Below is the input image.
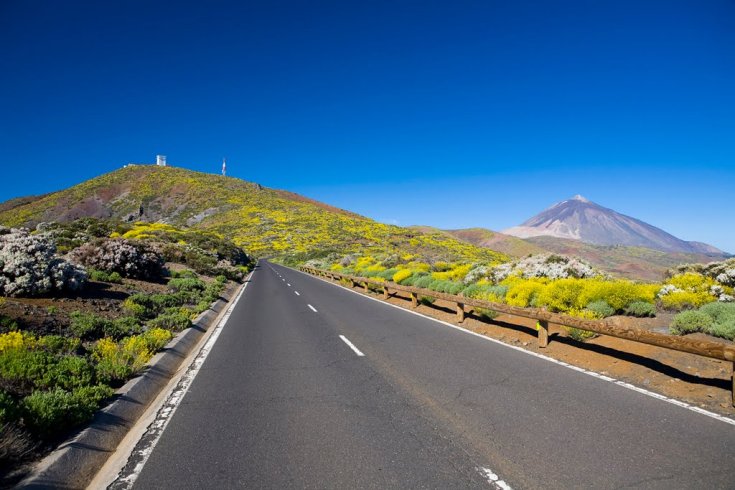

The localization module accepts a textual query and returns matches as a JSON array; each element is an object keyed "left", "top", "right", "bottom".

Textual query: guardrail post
[
  {"left": 538, "top": 320, "right": 549, "bottom": 348},
  {"left": 383, "top": 286, "right": 389, "bottom": 299},
  {"left": 410, "top": 292, "right": 418, "bottom": 308},
  {"left": 350, "top": 279, "right": 356, "bottom": 288},
  {"left": 731, "top": 362, "right": 734, "bottom": 407},
  {"left": 456, "top": 302, "right": 465, "bottom": 323},
  {"left": 363, "top": 281, "right": 369, "bottom": 292}
]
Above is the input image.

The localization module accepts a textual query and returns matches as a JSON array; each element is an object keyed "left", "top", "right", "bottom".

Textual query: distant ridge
[{"left": 503, "top": 195, "right": 725, "bottom": 255}]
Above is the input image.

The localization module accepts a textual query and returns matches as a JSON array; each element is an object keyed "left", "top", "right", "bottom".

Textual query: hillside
[
  {"left": 0, "top": 166, "right": 507, "bottom": 264},
  {"left": 503, "top": 195, "right": 726, "bottom": 255},
  {"left": 524, "top": 236, "right": 726, "bottom": 281}
]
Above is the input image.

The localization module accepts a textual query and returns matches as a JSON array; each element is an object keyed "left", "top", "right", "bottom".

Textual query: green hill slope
[{"left": 0, "top": 165, "right": 507, "bottom": 264}]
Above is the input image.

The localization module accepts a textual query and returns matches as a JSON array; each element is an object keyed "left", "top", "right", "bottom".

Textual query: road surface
[{"left": 125, "top": 260, "right": 735, "bottom": 489}]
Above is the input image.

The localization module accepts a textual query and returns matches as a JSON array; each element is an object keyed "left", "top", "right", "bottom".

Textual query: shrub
[
  {"left": 141, "top": 328, "right": 174, "bottom": 351},
  {"left": 0, "top": 349, "right": 52, "bottom": 396},
  {"left": 170, "top": 269, "right": 198, "bottom": 279},
  {"left": 670, "top": 310, "right": 713, "bottom": 335},
  {"left": 92, "top": 336, "right": 153, "bottom": 385},
  {"left": 21, "top": 385, "right": 112, "bottom": 439},
  {"left": 392, "top": 269, "right": 413, "bottom": 284},
  {"left": 585, "top": 300, "right": 615, "bottom": 318},
  {"left": 624, "top": 301, "right": 656, "bottom": 317},
  {"left": 36, "top": 335, "right": 80, "bottom": 355},
  {"left": 167, "top": 277, "right": 205, "bottom": 293},
  {"left": 535, "top": 279, "right": 586, "bottom": 312},
  {"left": 88, "top": 269, "right": 122, "bottom": 283},
  {"left": 69, "top": 311, "right": 113, "bottom": 340},
  {"left": 698, "top": 302, "right": 735, "bottom": 324},
  {"left": 69, "top": 238, "right": 164, "bottom": 279},
  {"left": 576, "top": 280, "right": 657, "bottom": 312},
  {"left": 413, "top": 276, "right": 434, "bottom": 289},
  {"left": 148, "top": 311, "right": 192, "bottom": 332},
  {"left": 0, "top": 422, "right": 37, "bottom": 467},
  {"left": 37, "top": 356, "right": 95, "bottom": 391},
  {"left": 504, "top": 280, "right": 546, "bottom": 307},
  {"left": 0, "top": 228, "right": 87, "bottom": 297},
  {"left": 565, "top": 327, "right": 597, "bottom": 342},
  {"left": 489, "top": 254, "right": 599, "bottom": 282},
  {"left": 659, "top": 290, "right": 715, "bottom": 311},
  {"left": 705, "top": 320, "right": 735, "bottom": 341}
]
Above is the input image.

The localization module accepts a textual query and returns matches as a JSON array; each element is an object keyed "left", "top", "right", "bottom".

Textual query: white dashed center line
[
  {"left": 339, "top": 335, "right": 365, "bottom": 357},
  {"left": 294, "top": 291, "right": 300, "bottom": 296},
  {"left": 307, "top": 304, "right": 317, "bottom": 312}
]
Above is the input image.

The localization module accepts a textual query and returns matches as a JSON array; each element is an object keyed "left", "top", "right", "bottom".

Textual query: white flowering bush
[
  {"left": 69, "top": 238, "right": 164, "bottom": 279},
  {"left": 0, "top": 227, "right": 87, "bottom": 297},
  {"left": 487, "top": 254, "right": 600, "bottom": 282}
]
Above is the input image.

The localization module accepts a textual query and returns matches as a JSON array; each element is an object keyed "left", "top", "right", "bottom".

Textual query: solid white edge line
[
  {"left": 294, "top": 268, "right": 735, "bottom": 427},
  {"left": 110, "top": 268, "right": 256, "bottom": 487},
  {"left": 307, "top": 304, "right": 317, "bottom": 312},
  {"left": 339, "top": 334, "right": 365, "bottom": 357}
]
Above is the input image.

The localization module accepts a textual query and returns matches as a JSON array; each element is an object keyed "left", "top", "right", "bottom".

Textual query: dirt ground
[
  {"left": 344, "top": 281, "right": 734, "bottom": 416},
  {"left": 0, "top": 263, "right": 221, "bottom": 337}
]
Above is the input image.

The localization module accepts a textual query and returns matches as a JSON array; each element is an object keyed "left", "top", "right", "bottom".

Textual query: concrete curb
[{"left": 16, "top": 282, "right": 243, "bottom": 490}]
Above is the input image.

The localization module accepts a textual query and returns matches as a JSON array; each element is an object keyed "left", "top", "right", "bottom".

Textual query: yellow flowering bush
[
  {"left": 504, "top": 279, "right": 547, "bottom": 307},
  {"left": 393, "top": 269, "right": 413, "bottom": 283},
  {"left": 0, "top": 331, "right": 36, "bottom": 352},
  {"left": 93, "top": 336, "right": 153, "bottom": 384}
]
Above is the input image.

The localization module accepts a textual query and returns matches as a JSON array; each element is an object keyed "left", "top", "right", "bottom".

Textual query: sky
[{"left": 1, "top": 0, "right": 733, "bottom": 252}]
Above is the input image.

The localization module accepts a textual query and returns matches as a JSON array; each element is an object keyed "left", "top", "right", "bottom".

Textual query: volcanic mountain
[
  {"left": 0, "top": 165, "right": 507, "bottom": 264},
  {"left": 502, "top": 195, "right": 725, "bottom": 255}
]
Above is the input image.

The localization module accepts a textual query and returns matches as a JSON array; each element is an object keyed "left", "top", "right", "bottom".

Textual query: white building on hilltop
[{"left": 156, "top": 155, "right": 167, "bottom": 166}]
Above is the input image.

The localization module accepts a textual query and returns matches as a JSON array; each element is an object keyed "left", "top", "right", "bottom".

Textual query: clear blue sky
[{"left": 1, "top": 1, "right": 733, "bottom": 252}]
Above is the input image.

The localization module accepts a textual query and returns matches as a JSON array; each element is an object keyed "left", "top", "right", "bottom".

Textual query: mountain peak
[{"left": 502, "top": 196, "right": 724, "bottom": 255}]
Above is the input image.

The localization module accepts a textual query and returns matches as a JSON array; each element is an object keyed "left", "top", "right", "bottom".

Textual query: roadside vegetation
[
  {"left": 302, "top": 252, "right": 735, "bottom": 342},
  {"left": 0, "top": 219, "right": 252, "bottom": 473}
]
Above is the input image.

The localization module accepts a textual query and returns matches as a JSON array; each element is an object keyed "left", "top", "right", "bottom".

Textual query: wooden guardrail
[{"left": 300, "top": 266, "right": 735, "bottom": 405}]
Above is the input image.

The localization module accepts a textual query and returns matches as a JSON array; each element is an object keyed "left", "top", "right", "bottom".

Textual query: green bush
[
  {"left": 21, "top": 385, "right": 113, "bottom": 439},
  {"left": 167, "top": 277, "right": 205, "bottom": 293},
  {"left": 148, "top": 311, "right": 192, "bottom": 332},
  {"left": 0, "top": 349, "right": 54, "bottom": 396},
  {"left": 705, "top": 320, "right": 735, "bottom": 341},
  {"left": 37, "top": 356, "right": 95, "bottom": 392},
  {"left": 565, "top": 327, "right": 597, "bottom": 342},
  {"left": 69, "top": 311, "right": 113, "bottom": 340},
  {"left": 413, "top": 276, "right": 435, "bottom": 289},
  {"left": 170, "top": 269, "right": 198, "bottom": 279},
  {"left": 585, "top": 300, "right": 615, "bottom": 318},
  {"left": 624, "top": 301, "right": 656, "bottom": 318},
  {"left": 0, "top": 391, "right": 19, "bottom": 423},
  {"left": 698, "top": 302, "right": 735, "bottom": 324},
  {"left": 36, "top": 335, "right": 80, "bottom": 355},
  {"left": 670, "top": 310, "right": 713, "bottom": 335},
  {"left": 88, "top": 269, "right": 122, "bottom": 283}
]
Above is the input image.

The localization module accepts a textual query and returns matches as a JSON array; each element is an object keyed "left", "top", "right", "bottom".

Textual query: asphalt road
[{"left": 129, "top": 260, "right": 735, "bottom": 489}]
